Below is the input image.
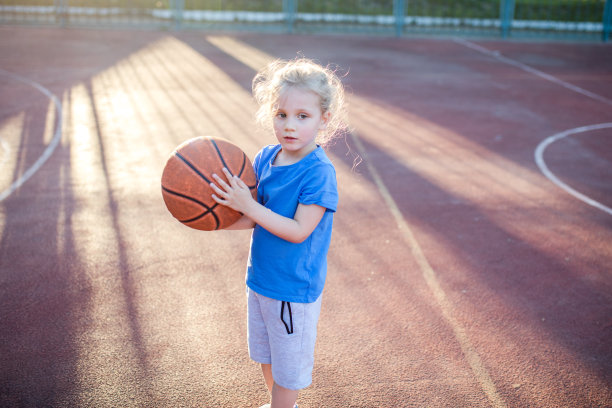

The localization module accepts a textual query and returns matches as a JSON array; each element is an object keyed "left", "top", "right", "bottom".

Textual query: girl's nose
[{"left": 285, "top": 118, "right": 296, "bottom": 131}]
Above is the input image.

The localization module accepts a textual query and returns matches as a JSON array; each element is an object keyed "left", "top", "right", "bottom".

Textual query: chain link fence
[{"left": 1, "top": 0, "right": 611, "bottom": 41}]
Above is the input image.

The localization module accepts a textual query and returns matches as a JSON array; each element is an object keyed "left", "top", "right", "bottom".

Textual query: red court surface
[{"left": 0, "top": 27, "right": 611, "bottom": 407}]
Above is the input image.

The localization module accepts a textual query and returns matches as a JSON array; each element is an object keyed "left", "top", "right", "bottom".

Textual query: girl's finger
[
  {"left": 222, "top": 168, "right": 239, "bottom": 187},
  {"left": 212, "top": 173, "right": 231, "bottom": 190},
  {"left": 210, "top": 182, "right": 231, "bottom": 200},
  {"left": 234, "top": 176, "right": 247, "bottom": 189},
  {"left": 211, "top": 193, "right": 225, "bottom": 204},
  {"left": 209, "top": 182, "right": 223, "bottom": 195}
]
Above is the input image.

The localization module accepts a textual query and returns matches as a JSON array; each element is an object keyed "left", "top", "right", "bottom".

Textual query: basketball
[{"left": 161, "top": 136, "right": 257, "bottom": 231}]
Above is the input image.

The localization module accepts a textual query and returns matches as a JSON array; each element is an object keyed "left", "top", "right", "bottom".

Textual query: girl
[{"left": 210, "top": 57, "right": 346, "bottom": 408}]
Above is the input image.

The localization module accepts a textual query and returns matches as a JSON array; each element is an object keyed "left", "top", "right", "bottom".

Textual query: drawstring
[{"left": 280, "top": 301, "right": 294, "bottom": 334}]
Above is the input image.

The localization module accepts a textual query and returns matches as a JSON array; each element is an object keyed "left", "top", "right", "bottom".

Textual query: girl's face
[{"left": 272, "top": 86, "right": 329, "bottom": 164}]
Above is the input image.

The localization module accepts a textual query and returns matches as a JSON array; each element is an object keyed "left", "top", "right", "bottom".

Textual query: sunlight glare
[{"left": 0, "top": 111, "right": 24, "bottom": 186}]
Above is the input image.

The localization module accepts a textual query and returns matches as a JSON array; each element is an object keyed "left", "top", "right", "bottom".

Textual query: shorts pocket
[{"left": 280, "top": 301, "right": 294, "bottom": 334}]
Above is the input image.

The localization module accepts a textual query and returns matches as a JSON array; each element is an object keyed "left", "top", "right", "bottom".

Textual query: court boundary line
[
  {"left": 0, "top": 68, "right": 63, "bottom": 202},
  {"left": 349, "top": 133, "right": 508, "bottom": 408},
  {"left": 453, "top": 39, "right": 612, "bottom": 216},
  {"left": 453, "top": 38, "right": 612, "bottom": 107},
  {"left": 535, "top": 122, "right": 612, "bottom": 216}
]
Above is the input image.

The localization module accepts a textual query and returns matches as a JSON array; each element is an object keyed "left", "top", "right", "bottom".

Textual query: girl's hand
[
  {"left": 212, "top": 168, "right": 325, "bottom": 243},
  {"left": 210, "top": 168, "right": 256, "bottom": 214}
]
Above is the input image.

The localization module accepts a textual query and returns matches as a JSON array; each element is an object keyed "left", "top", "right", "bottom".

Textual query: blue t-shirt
[{"left": 246, "top": 144, "right": 338, "bottom": 303}]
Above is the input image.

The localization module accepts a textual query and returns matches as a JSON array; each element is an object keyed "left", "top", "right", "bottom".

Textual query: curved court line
[
  {"left": 0, "top": 68, "right": 63, "bottom": 202},
  {"left": 454, "top": 38, "right": 612, "bottom": 107},
  {"left": 535, "top": 123, "right": 612, "bottom": 216}
]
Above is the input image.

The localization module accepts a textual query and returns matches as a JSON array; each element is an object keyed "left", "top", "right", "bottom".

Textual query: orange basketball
[{"left": 161, "top": 136, "right": 257, "bottom": 230}]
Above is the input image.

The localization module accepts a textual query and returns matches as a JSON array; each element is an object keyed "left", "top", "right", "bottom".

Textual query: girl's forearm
[
  {"left": 209, "top": 170, "right": 324, "bottom": 241},
  {"left": 225, "top": 215, "right": 255, "bottom": 230},
  {"left": 243, "top": 201, "right": 307, "bottom": 244}
]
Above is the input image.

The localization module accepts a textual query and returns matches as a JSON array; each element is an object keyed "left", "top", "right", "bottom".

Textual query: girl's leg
[
  {"left": 271, "top": 382, "right": 299, "bottom": 408},
  {"left": 262, "top": 363, "right": 298, "bottom": 408},
  {"left": 261, "top": 363, "right": 274, "bottom": 393}
]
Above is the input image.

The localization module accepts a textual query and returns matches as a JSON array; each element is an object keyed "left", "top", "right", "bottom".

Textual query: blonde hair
[{"left": 252, "top": 57, "right": 347, "bottom": 146}]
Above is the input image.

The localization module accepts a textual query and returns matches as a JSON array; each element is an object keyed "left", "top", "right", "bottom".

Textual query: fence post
[
  {"left": 604, "top": 0, "right": 612, "bottom": 42},
  {"left": 500, "top": 0, "right": 515, "bottom": 38},
  {"left": 283, "top": 0, "right": 296, "bottom": 33},
  {"left": 55, "top": 0, "right": 67, "bottom": 27},
  {"left": 394, "top": 0, "right": 405, "bottom": 37},
  {"left": 173, "top": 0, "right": 184, "bottom": 30}
]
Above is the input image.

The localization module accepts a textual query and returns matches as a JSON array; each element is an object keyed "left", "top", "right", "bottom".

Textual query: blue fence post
[
  {"left": 394, "top": 0, "right": 405, "bottom": 37},
  {"left": 173, "top": 0, "right": 184, "bottom": 30},
  {"left": 604, "top": 0, "right": 612, "bottom": 42},
  {"left": 284, "top": 0, "right": 296, "bottom": 33},
  {"left": 55, "top": 0, "right": 67, "bottom": 27},
  {"left": 500, "top": 0, "right": 515, "bottom": 38}
]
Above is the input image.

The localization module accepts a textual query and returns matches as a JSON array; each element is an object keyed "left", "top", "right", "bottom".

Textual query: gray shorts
[{"left": 247, "top": 287, "right": 322, "bottom": 391}]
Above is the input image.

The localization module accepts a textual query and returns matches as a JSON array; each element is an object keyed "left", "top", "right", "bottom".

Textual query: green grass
[
  {"left": 184, "top": 0, "right": 282, "bottom": 12},
  {"left": 0, "top": 0, "right": 606, "bottom": 22},
  {"left": 515, "top": 0, "right": 605, "bottom": 22}
]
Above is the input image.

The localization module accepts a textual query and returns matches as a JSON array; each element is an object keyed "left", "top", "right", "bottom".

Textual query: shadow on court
[{"left": 0, "top": 26, "right": 611, "bottom": 407}]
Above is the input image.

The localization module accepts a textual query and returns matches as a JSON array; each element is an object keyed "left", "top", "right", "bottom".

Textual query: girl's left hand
[{"left": 210, "top": 168, "right": 255, "bottom": 214}]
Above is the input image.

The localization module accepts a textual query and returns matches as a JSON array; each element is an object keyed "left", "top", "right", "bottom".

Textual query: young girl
[{"left": 209, "top": 57, "right": 346, "bottom": 408}]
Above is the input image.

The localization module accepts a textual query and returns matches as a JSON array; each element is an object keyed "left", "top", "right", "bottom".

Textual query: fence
[{"left": 1, "top": 0, "right": 611, "bottom": 41}]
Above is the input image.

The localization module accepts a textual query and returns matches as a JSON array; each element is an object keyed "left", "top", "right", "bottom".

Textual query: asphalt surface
[{"left": 1, "top": 27, "right": 611, "bottom": 407}]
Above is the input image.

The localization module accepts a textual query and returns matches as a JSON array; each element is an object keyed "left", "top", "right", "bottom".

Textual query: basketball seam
[
  {"left": 238, "top": 152, "right": 246, "bottom": 177},
  {"left": 210, "top": 138, "right": 232, "bottom": 176},
  {"left": 161, "top": 186, "right": 221, "bottom": 228},
  {"left": 241, "top": 153, "right": 258, "bottom": 190},
  {"left": 210, "top": 139, "right": 257, "bottom": 190},
  {"left": 238, "top": 152, "right": 256, "bottom": 191},
  {"left": 175, "top": 151, "right": 212, "bottom": 184},
  {"left": 184, "top": 206, "right": 220, "bottom": 226}
]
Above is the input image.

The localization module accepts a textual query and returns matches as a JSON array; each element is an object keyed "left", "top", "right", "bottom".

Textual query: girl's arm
[
  {"left": 225, "top": 215, "right": 255, "bottom": 230},
  {"left": 210, "top": 168, "right": 325, "bottom": 243}
]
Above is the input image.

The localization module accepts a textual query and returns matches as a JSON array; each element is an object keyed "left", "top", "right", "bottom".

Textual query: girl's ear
[{"left": 319, "top": 111, "right": 331, "bottom": 131}]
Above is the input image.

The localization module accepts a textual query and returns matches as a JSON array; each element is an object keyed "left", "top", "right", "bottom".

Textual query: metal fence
[{"left": 1, "top": 0, "right": 611, "bottom": 41}]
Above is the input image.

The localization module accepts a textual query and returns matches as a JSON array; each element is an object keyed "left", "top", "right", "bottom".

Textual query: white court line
[
  {"left": 349, "top": 133, "right": 507, "bottom": 408},
  {"left": 453, "top": 38, "right": 612, "bottom": 107},
  {"left": 453, "top": 39, "right": 612, "bottom": 216},
  {"left": 0, "top": 68, "right": 63, "bottom": 202},
  {"left": 535, "top": 123, "right": 612, "bottom": 216},
  {"left": 0, "top": 137, "right": 10, "bottom": 167}
]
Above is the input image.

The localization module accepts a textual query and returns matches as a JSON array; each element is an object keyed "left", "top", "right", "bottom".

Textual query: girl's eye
[
  {"left": 276, "top": 112, "right": 286, "bottom": 118},
  {"left": 298, "top": 113, "right": 309, "bottom": 119}
]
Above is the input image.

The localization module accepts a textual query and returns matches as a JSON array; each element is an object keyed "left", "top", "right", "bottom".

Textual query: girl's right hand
[{"left": 210, "top": 168, "right": 256, "bottom": 214}]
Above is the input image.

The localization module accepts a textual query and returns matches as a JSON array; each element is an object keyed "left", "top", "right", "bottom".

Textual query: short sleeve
[
  {"left": 252, "top": 149, "right": 263, "bottom": 180},
  {"left": 298, "top": 162, "right": 338, "bottom": 212}
]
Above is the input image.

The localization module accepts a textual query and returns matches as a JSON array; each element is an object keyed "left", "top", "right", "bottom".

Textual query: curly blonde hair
[{"left": 252, "top": 57, "right": 347, "bottom": 147}]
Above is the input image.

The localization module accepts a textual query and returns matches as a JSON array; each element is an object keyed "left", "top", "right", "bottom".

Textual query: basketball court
[{"left": 0, "top": 26, "right": 611, "bottom": 407}]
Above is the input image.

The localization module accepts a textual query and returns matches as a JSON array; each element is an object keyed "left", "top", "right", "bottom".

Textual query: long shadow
[
  {"left": 144, "top": 38, "right": 240, "bottom": 140},
  {"left": 337, "top": 133, "right": 612, "bottom": 405},
  {"left": 193, "top": 34, "right": 612, "bottom": 405},
  {"left": 338, "top": 36, "right": 612, "bottom": 187},
  {"left": 84, "top": 78, "right": 155, "bottom": 400},
  {"left": 4, "top": 27, "right": 607, "bottom": 406},
  {"left": 0, "top": 88, "right": 88, "bottom": 406},
  {"left": 0, "top": 27, "right": 168, "bottom": 406},
  {"left": 162, "top": 35, "right": 266, "bottom": 152}
]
